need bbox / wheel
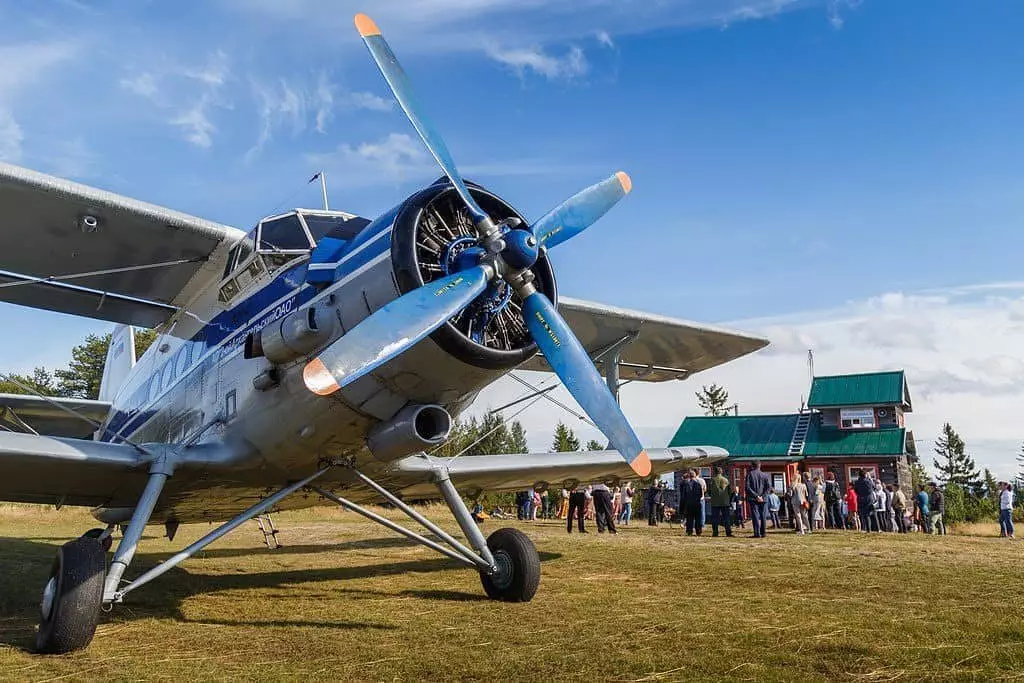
[35,537,106,654]
[82,527,113,552]
[479,527,540,602]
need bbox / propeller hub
[500,228,540,271]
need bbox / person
[584,485,594,520]
[929,482,946,535]
[612,486,622,523]
[873,480,886,532]
[790,475,809,534]
[567,484,587,533]
[691,468,708,531]
[824,471,843,529]
[854,470,876,532]
[813,476,826,531]
[915,484,931,533]
[767,487,782,529]
[884,484,897,532]
[679,470,704,536]
[745,461,772,538]
[471,501,489,523]
[656,481,668,523]
[708,466,733,537]
[999,482,1015,539]
[620,483,635,524]
[646,482,662,526]
[804,473,819,534]
[845,484,860,531]
[531,489,541,521]
[557,488,569,519]
[891,485,908,533]
[731,485,745,529]
[540,489,550,519]
[591,482,617,534]
[524,488,535,521]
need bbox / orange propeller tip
[303,358,341,396]
[615,171,632,194]
[630,450,651,477]
[354,13,381,37]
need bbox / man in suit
[591,482,617,534]
[646,482,662,526]
[744,461,772,538]
[679,470,704,536]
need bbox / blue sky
[2,0,1024,475]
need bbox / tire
[479,527,540,602]
[35,537,106,654]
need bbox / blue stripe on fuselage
[102,222,394,443]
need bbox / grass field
[2,504,1024,682]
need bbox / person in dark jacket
[929,482,946,535]
[853,469,877,532]
[679,471,704,536]
[824,471,843,529]
[566,485,587,533]
[646,483,662,526]
[707,466,733,537]
[745,461,772,538]
[591,482,617,534]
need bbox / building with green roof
[670,370,917,511]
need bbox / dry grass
[2,505,1024,682]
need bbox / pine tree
[982,468,999,503]
[551,421,581,452]
[908,459,931,490]
[54,329,159,399]
[585,439,603,451]
[932,422,980,492]
[696,384,731,416]
[0,367,58,396]
[507,421,528,454]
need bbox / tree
[943,482,966,525]
[908,459,931,490]
[0,367,58,396]
[696,384,731,416]
[932,423,980,492]
[54,329,158,399]
[585,439,603,451]
[981,468,999,504]
[507,421,528,454]
[551,421,580,452]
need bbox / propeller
[303,13,650,477]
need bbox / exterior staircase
[788,411,812,457]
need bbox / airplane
[0,14,768,654]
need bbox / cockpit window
[223,235,255,279]
[302,214,370,244]
[259,214,312,251]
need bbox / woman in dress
[790,477,809,534]
[813,476,826,531]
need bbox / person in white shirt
[620,484,635,524]
[691,469,708,529]
[999,482,1015,539]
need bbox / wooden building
[669,371,918,511]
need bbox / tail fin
[99,325,136,402]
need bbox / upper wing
[518,297,768,382]
[0,393,111,438]
[0,162,246,327]
[390,446,726,498]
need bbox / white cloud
[306,132,434,185]
[462,282,1024,482]
[170,97,217,149]
[119,72,159,100]
[596,30,615,49]
[486,44,588,81]
[0,41,77,163]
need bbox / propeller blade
[522,291,651,477]
[354,13,490,226]
[304,266,491,396]
[530,171,632,250]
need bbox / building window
[848,465,878,483]
[225,390,236,419]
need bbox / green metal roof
[670,413,907,458]
[669,415,798,457]
[807,370,911,410]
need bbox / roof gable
[807,370,911,410]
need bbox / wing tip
[354,13,381,37]
[303,357,341,396]
[615,171,632,195]
[630,449,651,477]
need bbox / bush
[943,484,966,524]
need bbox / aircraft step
[255,514,282,549]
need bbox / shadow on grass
[0,536,560,652]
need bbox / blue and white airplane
[0,14,767,654]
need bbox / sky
[1,0,1023,478]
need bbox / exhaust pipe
[368,404,452,462]
[249,303,337,364]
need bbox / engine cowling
[390,179,557,371]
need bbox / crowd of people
[490,461,1017,539]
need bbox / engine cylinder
[366,404,452,462]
